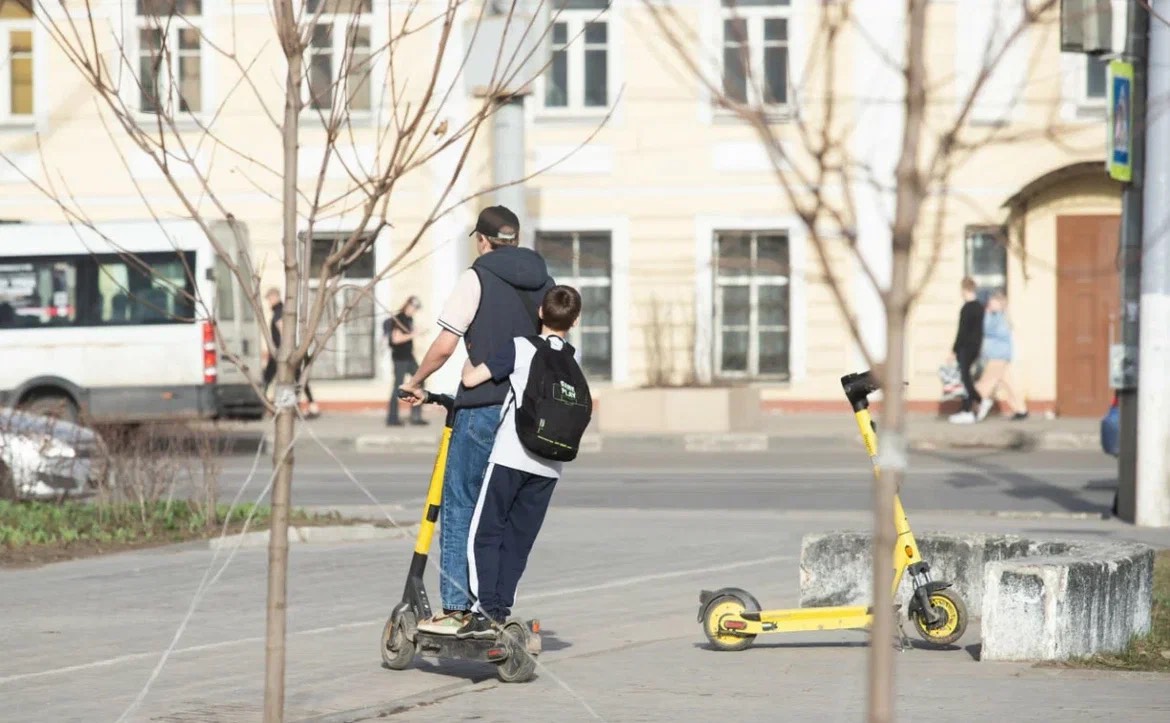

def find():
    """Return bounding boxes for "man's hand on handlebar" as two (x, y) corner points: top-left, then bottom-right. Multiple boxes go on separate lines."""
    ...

(399, 380), (427, 406)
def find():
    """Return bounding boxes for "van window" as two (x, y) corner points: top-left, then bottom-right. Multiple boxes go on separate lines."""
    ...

(215, 256), (235, 321)
(0, 259), (78, 329)
(95, 252), (196, 325)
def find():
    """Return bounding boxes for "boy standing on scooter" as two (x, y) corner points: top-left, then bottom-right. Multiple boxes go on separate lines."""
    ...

(456, 285), (591, 639)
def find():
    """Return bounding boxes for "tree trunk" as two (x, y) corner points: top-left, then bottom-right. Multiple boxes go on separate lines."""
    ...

(264, 4), (303, 720)
(868, 2), (927, 722)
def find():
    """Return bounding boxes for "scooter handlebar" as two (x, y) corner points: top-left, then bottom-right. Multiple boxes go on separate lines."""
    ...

(397, 389), (454, 410)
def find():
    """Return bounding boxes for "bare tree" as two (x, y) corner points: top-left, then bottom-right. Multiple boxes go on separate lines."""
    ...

(3, 1), (608, 719)
(642, 1), (1061, 720)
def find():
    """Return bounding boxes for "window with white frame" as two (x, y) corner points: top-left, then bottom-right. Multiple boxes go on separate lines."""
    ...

(964, 226), (1008, 304)
(134, 0), (204, 115)
(535, 230), (612, 379)
(542, 0), (610, 112)
(721, 0), (790, 108)
(714, 230), (790, 378)
(306, 0), (373, 114)
(307, 234), (377, 379)
(0, 0), (33, 124)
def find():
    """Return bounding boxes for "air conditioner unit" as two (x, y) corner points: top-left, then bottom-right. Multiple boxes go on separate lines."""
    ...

(1061, 0), (1114, 55)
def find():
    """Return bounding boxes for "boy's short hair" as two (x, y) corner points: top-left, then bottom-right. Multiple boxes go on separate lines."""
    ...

(541, 285), (581, 332)
(960, 277), (977, 293)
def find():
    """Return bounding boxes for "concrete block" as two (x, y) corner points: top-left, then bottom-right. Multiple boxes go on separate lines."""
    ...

(597, 387), (761, 434)
(981, 542), (1154, 661)
(799, 531), (992, 613)
(799, 530), (1154, 662)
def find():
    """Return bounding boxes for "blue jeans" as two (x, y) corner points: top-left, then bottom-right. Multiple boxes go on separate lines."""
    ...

(440, 404), (502, 611)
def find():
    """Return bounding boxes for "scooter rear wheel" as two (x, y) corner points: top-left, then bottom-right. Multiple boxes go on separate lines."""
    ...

(381, 617), (415, 670)
(495, 623), (537, 683)
(910, 588), (968, 648)
(702, 593), (760, 652)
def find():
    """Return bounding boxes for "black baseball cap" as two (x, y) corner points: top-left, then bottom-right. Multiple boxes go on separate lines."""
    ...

(469, 205), (520, 242)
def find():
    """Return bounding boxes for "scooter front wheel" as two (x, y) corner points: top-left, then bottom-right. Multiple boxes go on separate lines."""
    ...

(381, 617), (415, 670)
(702, 592), (759, 652)
(910, 588), (968, 647)
(495, 623), (537, 683)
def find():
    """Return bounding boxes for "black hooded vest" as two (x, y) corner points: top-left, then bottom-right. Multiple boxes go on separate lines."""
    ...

(456, 245), (554, 410)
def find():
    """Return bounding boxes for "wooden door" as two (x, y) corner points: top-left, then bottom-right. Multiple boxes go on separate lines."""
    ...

(1056, 215), (1120, 417)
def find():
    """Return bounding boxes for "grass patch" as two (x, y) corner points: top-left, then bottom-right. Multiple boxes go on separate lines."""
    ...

(1060, 550), (1170, 673)
(0, 500), (349, 567)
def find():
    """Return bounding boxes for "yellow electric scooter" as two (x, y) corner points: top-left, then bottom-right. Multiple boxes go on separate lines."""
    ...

(381, 391), (540, 683)
(698, 370), (969, 651)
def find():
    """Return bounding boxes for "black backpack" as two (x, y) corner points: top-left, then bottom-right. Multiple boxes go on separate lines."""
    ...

(514, 336), (592, 462)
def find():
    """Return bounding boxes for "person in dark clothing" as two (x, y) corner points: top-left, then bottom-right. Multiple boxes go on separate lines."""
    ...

(949, 277), (984, 424)
(400, 205), (555, 636)
(262, 288), (320, 418)
(383, 295), (426, 426)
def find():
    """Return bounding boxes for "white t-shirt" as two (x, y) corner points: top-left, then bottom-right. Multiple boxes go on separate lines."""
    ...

(484, 334), (565, 479)
(436, 269), (481, 337)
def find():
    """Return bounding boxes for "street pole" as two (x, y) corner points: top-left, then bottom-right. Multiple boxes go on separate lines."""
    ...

(492, 94), (530, 248)
(1116, 0), (1149, 522)
(1136, 0), (1170, 527)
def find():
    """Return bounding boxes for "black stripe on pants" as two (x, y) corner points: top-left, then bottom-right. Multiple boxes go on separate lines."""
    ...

(468, 463), (557, 622)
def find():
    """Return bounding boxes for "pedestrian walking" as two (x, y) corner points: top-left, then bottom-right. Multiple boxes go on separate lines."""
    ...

(384, 295), (426, 426)
(975, 289), (1029, 421)
(262, 287), (320, 419)
(948, 277), (984, 424)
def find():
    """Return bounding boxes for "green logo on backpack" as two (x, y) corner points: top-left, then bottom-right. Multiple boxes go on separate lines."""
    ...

(556, 381), (577, 404)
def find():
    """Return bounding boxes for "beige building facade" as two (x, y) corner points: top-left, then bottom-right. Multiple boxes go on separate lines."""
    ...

(0, 0), (1126, 415)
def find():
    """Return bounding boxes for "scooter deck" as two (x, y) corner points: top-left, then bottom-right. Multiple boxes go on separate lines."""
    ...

(405, 618), (543, 661)
(414, 631), (513, 663)
(736, 605), (873, 634)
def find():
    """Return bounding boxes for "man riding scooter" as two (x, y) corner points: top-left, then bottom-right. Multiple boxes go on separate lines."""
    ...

(400, 206), (554, 635)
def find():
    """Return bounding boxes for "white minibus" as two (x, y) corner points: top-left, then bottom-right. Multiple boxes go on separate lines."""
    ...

(0, 218), (264, 422)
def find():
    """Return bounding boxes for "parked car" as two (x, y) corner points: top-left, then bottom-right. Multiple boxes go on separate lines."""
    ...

(1101, 393), (1120, 457)
(0, 408), (107, 500)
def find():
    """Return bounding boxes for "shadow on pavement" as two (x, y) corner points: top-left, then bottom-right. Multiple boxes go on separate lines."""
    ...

(920, 450), (1111, 515)
(409, 658), (496, 683)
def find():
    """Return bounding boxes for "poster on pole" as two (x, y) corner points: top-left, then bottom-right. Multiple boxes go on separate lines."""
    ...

(1108, 59), (1134, 182)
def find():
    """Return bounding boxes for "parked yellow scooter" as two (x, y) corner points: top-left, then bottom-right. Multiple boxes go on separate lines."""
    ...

(698, 370), (969, 651)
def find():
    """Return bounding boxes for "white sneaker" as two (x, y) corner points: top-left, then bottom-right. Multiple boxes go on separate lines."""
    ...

(948, 411), (976, 424)
(976, 398), (994, 422)
(417, 612), (467, 636)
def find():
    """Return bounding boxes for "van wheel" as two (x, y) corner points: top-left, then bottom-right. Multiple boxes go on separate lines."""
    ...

(22, 393), (79, 424)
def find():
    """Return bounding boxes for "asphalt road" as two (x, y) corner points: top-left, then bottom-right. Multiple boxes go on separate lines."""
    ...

(218, 446), (1120, 517)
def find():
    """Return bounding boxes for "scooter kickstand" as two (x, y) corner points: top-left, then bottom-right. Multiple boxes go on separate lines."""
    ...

(893, 606), (912, 652)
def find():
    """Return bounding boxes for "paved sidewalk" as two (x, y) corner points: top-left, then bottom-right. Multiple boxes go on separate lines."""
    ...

(212, 408), (1102, 455)
(3, 509), (1165, 723)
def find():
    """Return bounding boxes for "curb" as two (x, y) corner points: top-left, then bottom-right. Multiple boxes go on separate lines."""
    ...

(333, 431), (1098, 454)
(208, 523), (415, 550)
(222, 423), (1100, 456)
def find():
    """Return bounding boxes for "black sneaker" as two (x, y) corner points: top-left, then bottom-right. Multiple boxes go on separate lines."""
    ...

(386, 420), (405, 427)
(409, 418), (430, 426)
(1011, 412), (1030, 421)
(455, 613), (498, 640)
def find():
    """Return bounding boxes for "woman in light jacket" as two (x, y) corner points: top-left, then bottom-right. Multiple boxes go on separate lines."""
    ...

(975, 289), (1028, 421)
